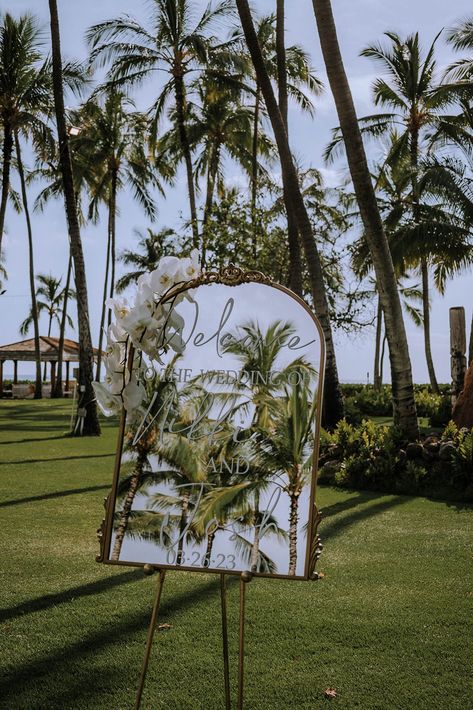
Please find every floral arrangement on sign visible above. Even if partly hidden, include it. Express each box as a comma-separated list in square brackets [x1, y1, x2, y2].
[93, 251, 201, 418]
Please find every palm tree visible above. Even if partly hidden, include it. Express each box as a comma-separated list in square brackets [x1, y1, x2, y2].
[311, 0, 418, 440]
[49, 0, 100, 435]
[175, 81, 262, 266]
[219, 320, 313, 568]
[112, 369, 180, 560]
[253, 371, 317, 575]
[116, 227, 177, 293]
[235, 0, 344, 428]
[69, 91, 163, 381]
[20, 273, 74, 381]
[354, 153, 473, 389]
[14, 131, 43, 399]
[446, 17, 473, 81]
[244, 13, 322, 265]
[0, 13, 50, 255]
[352, 31, 456, 392]
[87, 0, 235, 251]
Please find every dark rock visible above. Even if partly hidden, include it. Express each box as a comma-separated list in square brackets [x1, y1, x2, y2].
[439, 442, 456, 461]
[424, 441, 440, 455]
[406, 442, 424, 459]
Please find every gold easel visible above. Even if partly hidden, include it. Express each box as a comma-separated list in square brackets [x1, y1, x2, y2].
[134, 567, 253, 710]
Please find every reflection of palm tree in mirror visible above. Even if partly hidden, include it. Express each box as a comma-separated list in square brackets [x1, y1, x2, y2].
[253, 370, 317, 575]
[219, 320, 315, 571]
[111, 364, 180, 561]
[222, 320, 315, 429]
[191, 430, 288, 573]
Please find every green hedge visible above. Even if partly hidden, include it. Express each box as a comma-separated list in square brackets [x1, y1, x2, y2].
[341, 384, 452, 428]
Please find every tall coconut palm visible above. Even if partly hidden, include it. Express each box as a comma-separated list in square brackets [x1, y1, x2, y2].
[276, 0, 302, 295]
[49, 0, 100, 435]
[0, 14, 48, 255]
[69, 91, 164, 381]
[354, 31, 454, 392]
[176, 82, 266, 266]
[14, 131, 43, 398]
[326, 32, 472, 393]
[311, 0, 418, 439]
[354, 153, 473, 389]
[235, 0, 344, 428]
[31, 138, 88, 399]
[0, 12, 53, 398]
[243, 13, 322, 264]
[87, 0, 235, 251]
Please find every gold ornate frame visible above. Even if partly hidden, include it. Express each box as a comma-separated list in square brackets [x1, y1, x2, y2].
[97, 265, 325, 581]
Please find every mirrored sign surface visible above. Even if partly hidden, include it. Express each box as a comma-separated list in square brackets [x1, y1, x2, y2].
[103, 275, 324, 579]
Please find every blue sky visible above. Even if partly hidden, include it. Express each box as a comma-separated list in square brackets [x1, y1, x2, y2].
[1, 0, 472, 382]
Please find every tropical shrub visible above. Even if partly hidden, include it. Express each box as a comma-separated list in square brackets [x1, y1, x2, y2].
[318, 419, 473, 501]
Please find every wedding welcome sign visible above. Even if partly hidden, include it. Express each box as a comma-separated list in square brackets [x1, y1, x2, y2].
[97, 265, 325, 581]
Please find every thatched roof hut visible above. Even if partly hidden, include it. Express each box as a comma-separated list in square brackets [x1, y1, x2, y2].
[0, 336, 101, 395]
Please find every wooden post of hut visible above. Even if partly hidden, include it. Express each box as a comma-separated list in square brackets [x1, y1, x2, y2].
[13, 360, 18, 384]
[50, 361, 56, 394]
[0, 360, 3, 397]
[450, 307, 467, 409]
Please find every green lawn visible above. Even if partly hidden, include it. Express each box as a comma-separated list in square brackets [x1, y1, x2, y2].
[0, 400, 472, 710]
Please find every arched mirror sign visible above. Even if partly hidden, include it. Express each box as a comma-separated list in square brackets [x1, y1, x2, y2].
[98, 267, 325, 580]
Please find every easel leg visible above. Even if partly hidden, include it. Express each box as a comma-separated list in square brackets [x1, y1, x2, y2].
[135, 569, 166, 710]
[220, 574, 231, 710]
[238, 572, 252, 710]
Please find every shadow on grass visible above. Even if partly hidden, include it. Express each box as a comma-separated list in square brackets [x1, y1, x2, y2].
[320, 492, 381, 519]
[0, 452, 114, 466]
[0, 569, 141, 623]
[322, 494, 410, 541]
[0, 574, 231, 709]
[0, 484, 110, 510]
[0, 434, 69, 446]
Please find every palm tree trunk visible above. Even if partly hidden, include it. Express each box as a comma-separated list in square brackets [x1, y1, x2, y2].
[380, 332, 387, 385]
[0, 124, 13, 256]
[374, 296, 383, 391]
[276, 0, 303, 296]
[202, 142, 220, 268]
[288, 491, 299, 575]
[49, 0, 100, 436]
[250, 489, 260, 572]
[95, 206, 112, 381]
[177, 490, 190, 565]
[236, 0, 344, 428]
[107, 173, 117, 328]
[53, 252, 72, 398]
[14, 132, 42, 399]
[409, 128, 439, 394]
[251, 84, 260, 260]
[43, 314, 53, 381]
[421, 257, 439, 393]
[111, 447, 147, 561]
[469, 312, 473, 367]
[174, 73, 199, 248]
[205, 526, 217, 567]
[311, 0, 418, 439]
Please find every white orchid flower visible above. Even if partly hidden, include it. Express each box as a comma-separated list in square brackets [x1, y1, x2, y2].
[93, 382, 122, 416]
[122, 378, 146, 413]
